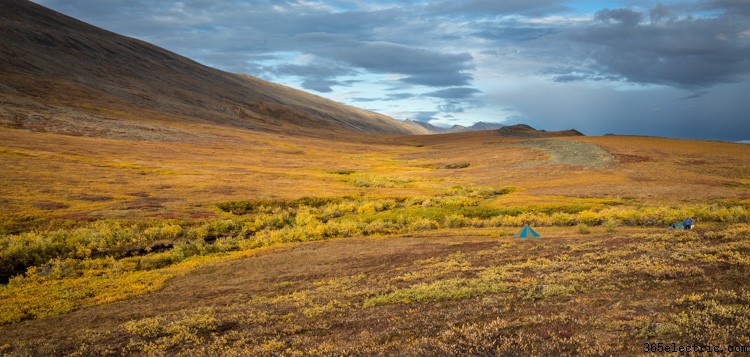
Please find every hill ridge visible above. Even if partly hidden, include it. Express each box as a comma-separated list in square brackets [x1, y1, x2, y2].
[497, 124, 584, 138]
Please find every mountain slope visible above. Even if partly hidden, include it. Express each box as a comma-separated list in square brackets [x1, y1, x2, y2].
[403, 120, 505, 134]
[0, 0, 427, 138]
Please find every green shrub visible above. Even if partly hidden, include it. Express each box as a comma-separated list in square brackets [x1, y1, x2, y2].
[409, 218, 440, 231]
[604, 219, 618, 233]
[444, 214, 468, 228]
[577, 223, 591, 235]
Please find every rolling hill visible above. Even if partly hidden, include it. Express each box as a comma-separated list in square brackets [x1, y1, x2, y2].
[0, 0, 428, 138]
[496, 124, 584, 137]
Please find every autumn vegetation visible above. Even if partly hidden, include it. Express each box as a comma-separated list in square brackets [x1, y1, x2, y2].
[1, 122, 750, 355]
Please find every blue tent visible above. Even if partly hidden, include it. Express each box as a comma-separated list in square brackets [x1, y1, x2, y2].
[668, 221, 686, 230]
[515, 224, 540, 238]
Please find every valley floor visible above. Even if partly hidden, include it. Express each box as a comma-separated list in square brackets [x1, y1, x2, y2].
[2, 225, 749, 356]
[2, 125, 750, 355]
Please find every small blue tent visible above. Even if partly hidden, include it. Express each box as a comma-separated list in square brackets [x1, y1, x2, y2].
[668, 221, 686, 230]
[515, 224, 540, 238]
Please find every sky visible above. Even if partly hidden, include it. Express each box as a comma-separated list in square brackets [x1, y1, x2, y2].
[34, 0, 750, 141]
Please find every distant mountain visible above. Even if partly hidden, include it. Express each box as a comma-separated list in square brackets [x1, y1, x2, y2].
[0, 0, 428, 139]
[496, 124, 584, 138]
[455, 122, 506, 132]
[403, 120, 505, 134]
[403, 120, 449, 133]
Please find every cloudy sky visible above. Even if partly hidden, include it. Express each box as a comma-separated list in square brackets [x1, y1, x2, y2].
[35, 0, 750, 141]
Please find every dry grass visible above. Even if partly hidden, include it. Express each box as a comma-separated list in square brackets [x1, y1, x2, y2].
[1, 225, 749, 355]
[1, 120, 750, 355]
[3, 128, 748, 232]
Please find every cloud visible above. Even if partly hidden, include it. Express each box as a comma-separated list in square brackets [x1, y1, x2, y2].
[422, 87, 483, 114]
[648, 4, 676, 24]
[272, 61, 355, 92]
[348, 92, 418, 103]
[680, 91, 708, 100]
[298, 79, 339, 93]
[705, 0, 750, 16]
[437, 102, 468, 113]
[424, 87, 481, 99]
[594, 8, 644, 26]
[386, 92, 417, 100]
[293, 33, 475, 88]
[541, 67, 624, 83]
[410, 111, 440, 122]
[430, 0, 568, 17]
[474, 26, 557, 42]
[39, 0, 475, 89]
[555, 5, 750, 88]
[273, 62, 352, 78]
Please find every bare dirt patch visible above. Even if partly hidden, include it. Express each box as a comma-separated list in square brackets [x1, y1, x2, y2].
[514, 139, 616, 169]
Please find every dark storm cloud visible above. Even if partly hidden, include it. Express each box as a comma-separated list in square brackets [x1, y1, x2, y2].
[493, 80, 750, 141]
[552, 5, 750, 89]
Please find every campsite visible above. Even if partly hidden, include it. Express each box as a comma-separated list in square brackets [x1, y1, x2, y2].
[2, 0, 750, 355]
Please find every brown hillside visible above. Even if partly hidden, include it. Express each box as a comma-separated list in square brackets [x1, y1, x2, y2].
[0, 0, 428, 137]
[497, 124, 584, 138]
